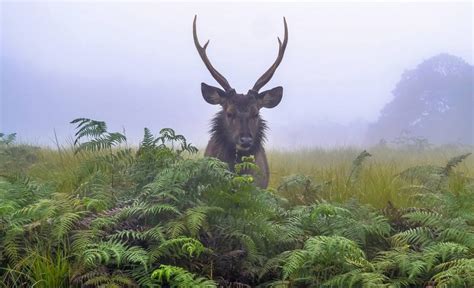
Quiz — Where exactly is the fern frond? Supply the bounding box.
[346,150,371,185]
[81,240,149,269]
[168,206,224,237]
[424,242,469,265]
[403,210,444,228]
[324,271,388,288]
[432,258,474,287]
[151,264,216,288]
[150,237,205,261]
[52,211,85,240]
[3,225,24,264]
[444,153,471,174]
[71,118,107,144]
[392,227,434,247]
[281,249,309,279]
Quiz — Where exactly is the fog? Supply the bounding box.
[1,1,472,148]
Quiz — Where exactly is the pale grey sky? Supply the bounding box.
[1,1,472,147]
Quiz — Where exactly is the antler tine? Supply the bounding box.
[252,17,288,92]
[193,15,233,92]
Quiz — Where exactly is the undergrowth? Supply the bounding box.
[0,120,473,287]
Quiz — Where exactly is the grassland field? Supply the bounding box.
[7,143,474,208]
[1,127,473,287]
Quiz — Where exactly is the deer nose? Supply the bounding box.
[239,136,253,147]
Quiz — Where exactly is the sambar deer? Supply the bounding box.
[193,15,288,188]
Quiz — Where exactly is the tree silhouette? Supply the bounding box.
[368,54,473,145]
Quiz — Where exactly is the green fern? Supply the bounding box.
[432,258,474,287]
[267,235,367,285]
[81,240,149,269]
[150,237,206,261]
[151,264,216,288]
[346,150,372,185]
[71,118,126,153]
[2,118,473,288]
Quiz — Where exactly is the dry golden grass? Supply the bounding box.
[267,146,473,208]
[7,143,473,209]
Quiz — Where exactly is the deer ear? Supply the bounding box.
[201,83,226,105]
[257,86,283,108]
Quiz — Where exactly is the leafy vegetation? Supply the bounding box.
[0,119,473,287]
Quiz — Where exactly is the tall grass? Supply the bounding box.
[1,126,473,287]
[267,146,473,208]
[17,144,474,209]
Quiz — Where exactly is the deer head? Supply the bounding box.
[194,15,288,152]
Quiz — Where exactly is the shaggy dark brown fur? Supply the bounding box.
[205,110,269,188]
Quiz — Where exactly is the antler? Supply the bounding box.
[252,17,288,92]
[193,15,233,92]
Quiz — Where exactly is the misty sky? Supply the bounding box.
[1,1,472,147]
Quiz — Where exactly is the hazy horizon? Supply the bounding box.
[1,1,472,148]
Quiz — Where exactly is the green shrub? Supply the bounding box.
[0,120,473,287]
